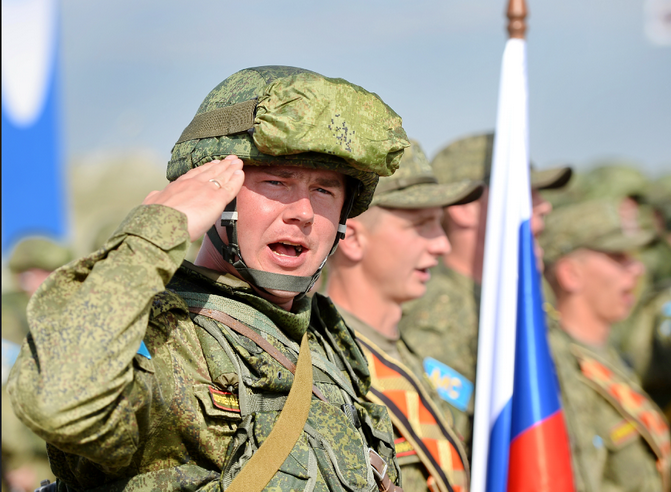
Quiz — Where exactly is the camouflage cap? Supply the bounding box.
[431,131,571,190]
[167,66,410,217]
[8,237,72,274]
[371,139,483,209]
[644,175,671,231]
[540,198,655,264]
[581,163,649,202]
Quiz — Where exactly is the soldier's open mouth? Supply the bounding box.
[269,242,304,257]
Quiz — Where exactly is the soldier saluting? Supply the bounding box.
[9,66,408,492]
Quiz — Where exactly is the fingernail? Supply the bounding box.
[233,170,243,175]
[224,155,236,160]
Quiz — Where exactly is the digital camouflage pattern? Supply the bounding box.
[336,306,469,492]
[540,198,655,264]
[168,66,410,218]
[429,132,571,190]
[541,163,649,211]
[8,205,400,491]
[370,139,482,210]
[547,317,670,492]
[7,237,72,274]
[398,263,480,457]
[617,285,671,421]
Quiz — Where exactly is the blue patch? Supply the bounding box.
[137,341,151,360]
[423,357,474,412]
[593,435,604,448]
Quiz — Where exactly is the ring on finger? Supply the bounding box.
[209,179,222,189]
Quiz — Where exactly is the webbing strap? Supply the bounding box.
[206,226,315,293]
[176,99,258,143]
[226,332,314,492]
[189,307,328,403]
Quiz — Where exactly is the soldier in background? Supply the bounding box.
[327,140,482,492]
[541,197,670,492]
[616,175,671,419]
[3,237,71,492]
[398,132,572,457]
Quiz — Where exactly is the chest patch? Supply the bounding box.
[609,419,639,448]
[423,357,474,412]
[209,386,240,413]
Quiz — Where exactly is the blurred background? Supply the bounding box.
[2,0,671,269]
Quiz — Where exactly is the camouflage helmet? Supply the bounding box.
[167,66,409,218]
[168,66,409,297]
[8,237,72,274]
[430,131,571,190]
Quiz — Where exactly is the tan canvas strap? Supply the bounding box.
[358,335,469,492]
[224,331,313,492]
[176,99,257,143]
[572,344,671,489]
[189,306,328,403]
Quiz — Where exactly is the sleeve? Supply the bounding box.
[7,204,190,469]
[549,330,605,492]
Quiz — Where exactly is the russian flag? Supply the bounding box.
[2,0,67,254]
[469,4,575,492]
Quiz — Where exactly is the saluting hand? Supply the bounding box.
[143,155,245,242]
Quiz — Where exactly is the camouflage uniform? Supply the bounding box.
[399,133,571,457]
[328,140,478,492]
[618,286,671,421]
[541,198,670,492]
[3,238,71,492]
[336,307,469,492]
[548,317,668,492]
[398,265,479,452]
[8,66,408,492]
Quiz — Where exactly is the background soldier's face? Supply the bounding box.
[360,206,449,304]
[572,249,644,323]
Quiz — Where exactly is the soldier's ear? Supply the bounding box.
[446,200,481,229]
[554,255,583,295]
[337,220,366,263]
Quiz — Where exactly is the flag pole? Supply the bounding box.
[507,0,527,39]
[470,0,528,491]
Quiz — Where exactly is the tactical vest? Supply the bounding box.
[572,344,671,490]
[356,333,470,492]
[178,288,399,492]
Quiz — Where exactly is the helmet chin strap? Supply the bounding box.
[207,181,359,300]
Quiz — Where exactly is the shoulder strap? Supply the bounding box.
[189,307,327,402]
[571,343,671,490]
[191,306,403,492]
[358,334,469,492]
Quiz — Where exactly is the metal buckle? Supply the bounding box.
[368,448,388,483]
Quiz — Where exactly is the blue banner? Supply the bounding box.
[2,0,66,254]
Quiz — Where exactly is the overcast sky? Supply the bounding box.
[61,0,670,175]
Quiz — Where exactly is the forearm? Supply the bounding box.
[7,205,189,465]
